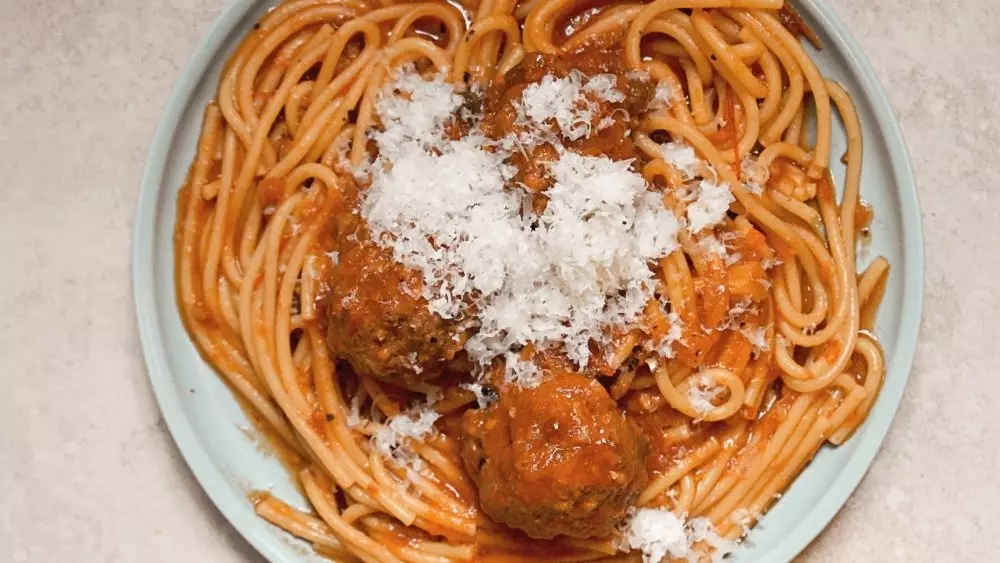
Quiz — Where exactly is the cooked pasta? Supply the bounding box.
[174,0,889,560]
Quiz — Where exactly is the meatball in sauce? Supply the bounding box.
[324,218,469,387]
[462,369,649,540]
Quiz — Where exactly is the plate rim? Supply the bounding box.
[132,1,925,561]
[761,1,925,559]
[132,2,300,561]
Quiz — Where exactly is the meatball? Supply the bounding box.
[325,230,466,386]
[462,370,648,539]
[479,50,653,212]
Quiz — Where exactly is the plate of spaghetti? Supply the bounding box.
[134,0,923,560]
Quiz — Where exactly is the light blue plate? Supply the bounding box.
[133,1,924,561]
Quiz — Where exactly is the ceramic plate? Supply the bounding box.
[133,1,924,560]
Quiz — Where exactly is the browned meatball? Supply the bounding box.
[462,370,648,539]
[325,229,467,386]
[479,49,653,213]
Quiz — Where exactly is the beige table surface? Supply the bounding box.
[2,0,998,561]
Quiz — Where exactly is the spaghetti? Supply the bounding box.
[174,0,890,560]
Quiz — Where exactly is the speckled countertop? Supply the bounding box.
[1,0,997,561]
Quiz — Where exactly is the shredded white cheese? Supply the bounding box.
[687,385,720,415]
[466,151,681,369]
[697,235,728,258]
[373,407,440,457]
[660,142,702,180]
[363,69,520,318]
[648,80,675,110]
[502,354,544,388]
[720,297,756,330]
[740,155,766,195]
[407,352,422,375]
[597,107,630,131]
[687,180,735,233]
[340,288,358,307]
[514,70,625,142]
[619,509,738,563]
[460,382,493,409]
[620,508,690,563]
[730,509,753,537]
[626,70,651,81]
[363,67,685,384]
[583,73,625,103]
[416,383,443,405]
[346,393,363,428]
[741,326,769,358]
[350,158,372,182]
[374,68,463,151]
[649,309,684,359]
[687,517,739,562]
[760,257,782,270]
[685,371,724,415]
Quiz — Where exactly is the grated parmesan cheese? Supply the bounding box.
[685,372,723,415]
[619,508,738,563]
[515,72,591,140]
[363,67,685,385]
[363,68,521,318]
[760,257,782,270]
[687,385,720,415]
[648,80,675,111]
[697,235,728,258]
[583,73,625,103]
[514,70,626,141]
[740,155,766,195]
[346,393,364,428]
[686,180,734,233]
[620,508,689,563]
[626,70,651,81]
[460,382,495,409]
[350,158,372,183]
[503,354,544,388]
[720,298,756,330]
[741,326,769,358]
[374,67,463,152]
[660,142,702,180]
[729,509,753,537]
[597,108,631,131]
[465,151,681,369]
[373,407,440,458]
[687,517,739,562]
[649,309,684,359]
[340,288,358,307]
